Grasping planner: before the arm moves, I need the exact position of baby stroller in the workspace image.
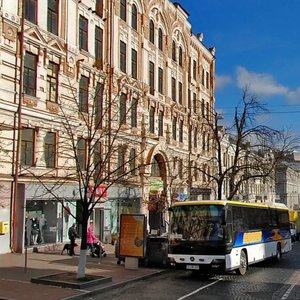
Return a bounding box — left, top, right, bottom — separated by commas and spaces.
90, 240, 107, 258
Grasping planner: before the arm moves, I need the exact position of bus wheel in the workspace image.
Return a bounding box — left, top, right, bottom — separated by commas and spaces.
236, 250, 247, 275
274, 244, 282, 261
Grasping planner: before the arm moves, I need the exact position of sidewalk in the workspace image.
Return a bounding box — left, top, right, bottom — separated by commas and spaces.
0, 243, 167, 300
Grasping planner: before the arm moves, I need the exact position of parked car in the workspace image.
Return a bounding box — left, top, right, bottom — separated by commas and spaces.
290, 222, 297, 242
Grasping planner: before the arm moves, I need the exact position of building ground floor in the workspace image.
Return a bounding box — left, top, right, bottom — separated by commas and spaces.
0, 180, 173, 254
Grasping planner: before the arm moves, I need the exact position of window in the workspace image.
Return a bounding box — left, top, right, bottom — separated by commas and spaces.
24, 0, 37, 23
158, 110, 163, 136
194, 128, 198, 148
188, 125, 192, 149
94, 82, 104, 129
179, 47, 183, 66
131, 97, 138, 128
193, 92, 197, 113
171, 77, 176, 101
129, 148, 136, 175
188, 89, 191, 109
95, 26, 103, 68
149, 106, 155, 134
158, 28, 163, 51
172, 117, 177, 140
77, 138, 86, 170
158, 67, 163, 94
201, 99, 205, 117
48, 0, 58, 35
47, 61, 59, 102
131, 4, 137, 30
120, 0, 126, 21
206, 71, 210, 89
117, 145, 125, 175
120, 41, 127, 73
79, 76, 89, 113
45, 132, 56, 168
94, 141, 102, 180
179, 120, 183, 143
202, 132, 206, 151
178, 159, 183, 179
23, 52, 37, 96
95, 0, 103, 18
149, 20, 155, 44
193, 60, 197, 79
206, 102, 210, 120
178, 82, 183, 105
201, 67, 205, 85
131, 49, 137, 79
172, 41, 176, 61
79, 15, 88, 51
21, 128, 34, 166
120, 92, 127, 124
149, 61, 155, 95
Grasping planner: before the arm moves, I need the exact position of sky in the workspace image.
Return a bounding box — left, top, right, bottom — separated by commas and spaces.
175, 0, 300, 133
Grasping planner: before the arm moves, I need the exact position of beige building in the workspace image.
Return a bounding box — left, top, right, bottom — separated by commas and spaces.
0, 0, 216, 253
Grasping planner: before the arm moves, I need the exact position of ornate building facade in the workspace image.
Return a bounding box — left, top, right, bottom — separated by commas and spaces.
0, 0, 216, 253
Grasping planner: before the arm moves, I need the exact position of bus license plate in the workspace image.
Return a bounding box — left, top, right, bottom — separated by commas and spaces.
186, 265, 199, 270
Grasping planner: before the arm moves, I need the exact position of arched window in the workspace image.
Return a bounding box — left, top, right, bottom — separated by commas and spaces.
151, 157, 161, 177
179, 47, 183, 66
131, 4, 137, 30
149, 20, 155, 44
158, 28, 163, 50
172, 40, 176, 61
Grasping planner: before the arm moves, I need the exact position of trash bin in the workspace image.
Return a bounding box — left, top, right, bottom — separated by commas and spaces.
144, 235, 168, 267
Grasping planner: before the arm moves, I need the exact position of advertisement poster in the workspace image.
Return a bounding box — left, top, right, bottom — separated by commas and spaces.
119, 214, 146, 258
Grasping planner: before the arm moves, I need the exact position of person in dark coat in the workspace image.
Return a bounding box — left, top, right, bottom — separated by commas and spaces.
68, 223, 79, 256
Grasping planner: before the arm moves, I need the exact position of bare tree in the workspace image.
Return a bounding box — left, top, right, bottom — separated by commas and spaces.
196, 87, 299, 200
19, 74, 148, 278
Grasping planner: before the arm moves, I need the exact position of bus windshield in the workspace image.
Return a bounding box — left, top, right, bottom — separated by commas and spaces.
169, 204, 224, 241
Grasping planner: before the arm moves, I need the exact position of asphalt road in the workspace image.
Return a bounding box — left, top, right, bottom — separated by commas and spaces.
90, 241, 300, 300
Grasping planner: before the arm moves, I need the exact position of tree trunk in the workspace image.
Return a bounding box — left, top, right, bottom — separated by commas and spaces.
77, 249, 88, 278
77, 203, 89, 278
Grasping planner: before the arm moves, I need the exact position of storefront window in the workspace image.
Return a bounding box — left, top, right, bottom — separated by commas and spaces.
24, 200, 77, 246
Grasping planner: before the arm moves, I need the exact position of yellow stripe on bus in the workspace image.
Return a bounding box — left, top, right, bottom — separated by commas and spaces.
243, 231, 262, 244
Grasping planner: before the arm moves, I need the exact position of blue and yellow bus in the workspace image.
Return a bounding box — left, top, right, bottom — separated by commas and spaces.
168, 200, 291, 275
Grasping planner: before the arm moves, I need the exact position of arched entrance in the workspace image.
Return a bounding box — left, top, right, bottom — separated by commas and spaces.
148, 153, 167, 235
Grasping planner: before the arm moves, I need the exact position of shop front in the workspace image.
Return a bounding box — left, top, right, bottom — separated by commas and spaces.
21, 183, 79, 251
107, 186, 142, 245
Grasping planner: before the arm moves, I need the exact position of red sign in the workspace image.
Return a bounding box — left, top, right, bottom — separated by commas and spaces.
88, 185, 107, 198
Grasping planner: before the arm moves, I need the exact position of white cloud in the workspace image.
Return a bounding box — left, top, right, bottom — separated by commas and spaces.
235, 66, 289, 97
215, 74, 232, 90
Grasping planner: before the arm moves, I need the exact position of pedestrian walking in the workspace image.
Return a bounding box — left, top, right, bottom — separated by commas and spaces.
68, 223, 79, 256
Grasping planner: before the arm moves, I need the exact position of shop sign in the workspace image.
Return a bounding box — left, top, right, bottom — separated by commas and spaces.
172, 193, 187, 202
190, 187, 211, 195
88, 185, 108, 198
149, 179, 164, 191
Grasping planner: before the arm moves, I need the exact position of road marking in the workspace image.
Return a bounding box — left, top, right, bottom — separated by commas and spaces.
177, 279, 222, 300
281, 272, 300, 300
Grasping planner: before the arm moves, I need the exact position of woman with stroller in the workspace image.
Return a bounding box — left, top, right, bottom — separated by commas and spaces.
87, 220, 97, 256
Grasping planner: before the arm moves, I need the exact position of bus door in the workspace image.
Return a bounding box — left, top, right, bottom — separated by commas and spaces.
225, 205, 233, 244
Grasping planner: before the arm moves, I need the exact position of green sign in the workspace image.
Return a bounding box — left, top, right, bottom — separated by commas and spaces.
149, 179, 164, 191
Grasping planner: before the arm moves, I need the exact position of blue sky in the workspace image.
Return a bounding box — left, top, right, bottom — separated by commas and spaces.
175, 0, 300, 132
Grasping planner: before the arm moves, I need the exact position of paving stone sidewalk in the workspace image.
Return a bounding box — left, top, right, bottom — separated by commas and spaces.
0, 243, 166, 300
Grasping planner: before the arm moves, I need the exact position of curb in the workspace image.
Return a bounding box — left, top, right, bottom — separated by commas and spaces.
62, 269, 170, 300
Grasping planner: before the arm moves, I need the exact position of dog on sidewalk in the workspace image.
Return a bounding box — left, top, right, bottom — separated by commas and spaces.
61, 243, 78, 255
